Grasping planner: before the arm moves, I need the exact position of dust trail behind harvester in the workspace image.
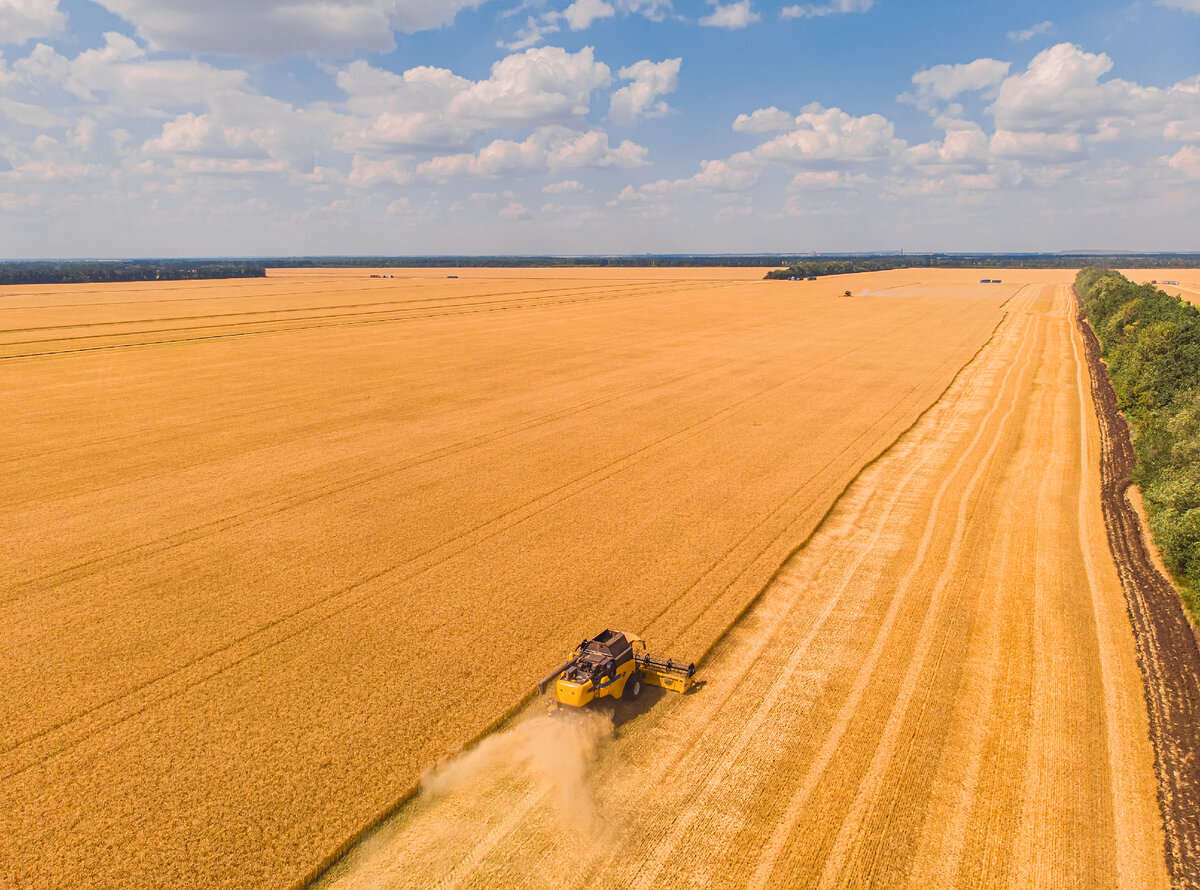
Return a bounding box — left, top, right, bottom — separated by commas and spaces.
322, 710, 616, 890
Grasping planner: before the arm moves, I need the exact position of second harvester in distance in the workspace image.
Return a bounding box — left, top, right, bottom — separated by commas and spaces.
537, 630, 697, 710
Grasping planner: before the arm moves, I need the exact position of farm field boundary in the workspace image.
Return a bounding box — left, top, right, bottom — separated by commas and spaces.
1076, 291, 1200, 887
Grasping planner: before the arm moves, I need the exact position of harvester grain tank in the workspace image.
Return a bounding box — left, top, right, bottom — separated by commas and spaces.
538, 630, 696, 710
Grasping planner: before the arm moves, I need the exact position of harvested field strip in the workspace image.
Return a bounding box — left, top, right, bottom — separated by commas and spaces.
2, 269, 1015, 889
317, 282, 1167, 890
1076, 294, 1200, 888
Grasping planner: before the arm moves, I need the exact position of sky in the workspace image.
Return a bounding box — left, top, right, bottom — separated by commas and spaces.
1, 0, 1199, 257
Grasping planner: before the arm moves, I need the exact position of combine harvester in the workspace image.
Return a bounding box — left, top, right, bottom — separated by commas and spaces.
537, 630, 696, 712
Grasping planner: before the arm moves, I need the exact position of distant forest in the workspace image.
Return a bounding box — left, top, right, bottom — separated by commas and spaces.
0, 260, 267, 286
3, 253, 1200, 286
763, 253, 1200, 280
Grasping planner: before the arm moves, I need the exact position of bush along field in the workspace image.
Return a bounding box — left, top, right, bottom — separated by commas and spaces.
1077, 267, 1200, 615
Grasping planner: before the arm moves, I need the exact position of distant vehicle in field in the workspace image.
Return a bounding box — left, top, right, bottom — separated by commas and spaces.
807, 276, 818, 281
843, 290, 853, 297
447, 274, 458, 278
980, 278, 992, 283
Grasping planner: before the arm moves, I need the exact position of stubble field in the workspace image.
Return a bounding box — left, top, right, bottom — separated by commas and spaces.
3, 267, 1025, 889
1119, 268, 1200, 305
317, 280, 1169, 890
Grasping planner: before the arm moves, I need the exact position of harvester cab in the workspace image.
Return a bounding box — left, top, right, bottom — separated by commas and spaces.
538, 629, 697, 712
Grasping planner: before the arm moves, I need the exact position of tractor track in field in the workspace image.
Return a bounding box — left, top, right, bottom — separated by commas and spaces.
313, 283, 1168, 890
1076, 291, 1200, 889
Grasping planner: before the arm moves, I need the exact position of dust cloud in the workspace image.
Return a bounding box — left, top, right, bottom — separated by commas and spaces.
422, 710, 614, 825
323, 709, 616, 890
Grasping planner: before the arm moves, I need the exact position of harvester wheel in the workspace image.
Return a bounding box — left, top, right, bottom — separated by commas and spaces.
624, 675, 642, 701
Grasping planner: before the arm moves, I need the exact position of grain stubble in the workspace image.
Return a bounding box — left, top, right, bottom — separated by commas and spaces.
318, 283, 1167, 889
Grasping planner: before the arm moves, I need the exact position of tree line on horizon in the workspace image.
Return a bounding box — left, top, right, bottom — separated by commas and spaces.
0, 260, 266, 286
764, 254, 1200, 280
1077, 267, 1200, 616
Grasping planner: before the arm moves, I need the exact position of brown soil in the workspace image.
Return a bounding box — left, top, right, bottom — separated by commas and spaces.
1076, 291, 1200, 888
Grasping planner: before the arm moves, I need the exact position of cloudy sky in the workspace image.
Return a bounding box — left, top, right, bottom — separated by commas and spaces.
2, 0, 1199, 257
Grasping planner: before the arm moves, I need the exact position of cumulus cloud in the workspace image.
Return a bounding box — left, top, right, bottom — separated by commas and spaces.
781, 0, 873, 19
751, 103, 903, 166
563, 0, 615, 30
700, 1, 759, 29
985, 42, 1200, 141
1165, 144, 1200, 177
415, 125, 647, 180
732, 106, 796, 133
339, 46, 612, 151
905, 58, 1011, 110
1008, 20, 1052, 42
609, 57, 679, 124
90, 0, 483, 57
0, 0, 65, 44
14, 32, 249, 114
503, 0, 670, 49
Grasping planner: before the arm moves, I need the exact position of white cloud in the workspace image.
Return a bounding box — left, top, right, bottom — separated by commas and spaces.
617, 0, 672, 19
12, 33, 249, 114
0, 95, 62, 126
502, 14, 562, 50
781, 0, 872, 19
700, 1, 759, 29
989, 128, 1082, 159
0, 0, 65, 44
563, 0, 615, 30
1158, 0, 1200, 13
543, 178, 583, 192
609, 57, 679, 124
415, 125, 647, 180
906, 120, 990, 167
732, 106, 795, 133
1008, 20, 1052, 42
90, 0, 484, 56
503, 0, 669, 49
1165, 144, 1200, 176
906, 58, 1011, 110
347, 155, 411, 186
751, 103, 903, 166
339, 46, 612, 151
985, 42, 1200, 144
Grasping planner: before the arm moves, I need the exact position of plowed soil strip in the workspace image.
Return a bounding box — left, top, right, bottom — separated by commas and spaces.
316, 283, 1167, 890
1076, 292, 1200, 888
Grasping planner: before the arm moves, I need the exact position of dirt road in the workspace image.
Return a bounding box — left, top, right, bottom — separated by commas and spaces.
317, 283, 1169, 890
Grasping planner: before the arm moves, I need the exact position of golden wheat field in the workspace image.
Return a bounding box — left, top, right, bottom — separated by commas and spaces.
1120, 268, 1200, 305
315, 277, 1168, 890
3, 266, 1030, 889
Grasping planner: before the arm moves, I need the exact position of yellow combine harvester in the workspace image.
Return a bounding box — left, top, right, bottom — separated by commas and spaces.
537, 629, 696, 709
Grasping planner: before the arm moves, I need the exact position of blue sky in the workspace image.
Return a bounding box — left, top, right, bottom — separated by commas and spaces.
1, 0, 1199, 257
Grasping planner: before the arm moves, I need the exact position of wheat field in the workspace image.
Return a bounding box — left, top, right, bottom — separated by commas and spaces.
2, 267, 1024, 889
316, 279, 1168, 890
